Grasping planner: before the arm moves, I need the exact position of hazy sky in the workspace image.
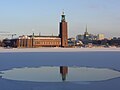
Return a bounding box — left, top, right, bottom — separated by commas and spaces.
0, 0, 120, 38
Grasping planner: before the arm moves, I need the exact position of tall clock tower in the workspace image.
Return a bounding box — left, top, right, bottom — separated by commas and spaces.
59, 12, 68, 47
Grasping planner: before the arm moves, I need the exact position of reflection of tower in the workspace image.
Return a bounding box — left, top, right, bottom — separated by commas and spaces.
59, 12, 68, 47
60, 66, 68, 81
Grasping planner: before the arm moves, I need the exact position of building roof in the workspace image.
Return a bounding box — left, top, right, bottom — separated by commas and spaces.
16, 35, 61, 40
28, 35, 61, 39
29, 35, 59, 38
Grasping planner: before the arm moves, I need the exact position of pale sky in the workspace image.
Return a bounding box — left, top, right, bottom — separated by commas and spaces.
0, 0, 120, 38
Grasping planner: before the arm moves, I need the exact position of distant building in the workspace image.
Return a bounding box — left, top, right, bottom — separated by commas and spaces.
76, 34, 84, 40
68, 37, 76, 47
109, 37, 120, 47
4, 12, 68, 48
76, 26, 97, 45
97, 34, 104, 40
77, 26, 97, 41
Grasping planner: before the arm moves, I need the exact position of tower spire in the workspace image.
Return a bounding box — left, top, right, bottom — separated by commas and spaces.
61, 11, 65, 22
62, 9, 65, 15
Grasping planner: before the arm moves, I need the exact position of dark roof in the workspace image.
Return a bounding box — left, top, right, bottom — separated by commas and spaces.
28, 35, 60, 38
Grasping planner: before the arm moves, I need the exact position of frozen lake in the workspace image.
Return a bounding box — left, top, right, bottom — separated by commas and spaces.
1, 66, 120, 82
0, 48, 120, 90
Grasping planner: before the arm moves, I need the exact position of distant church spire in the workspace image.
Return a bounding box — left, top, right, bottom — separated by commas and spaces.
85, 25, 88, 35
85, 25, 88, 33
84, 25, 89, 39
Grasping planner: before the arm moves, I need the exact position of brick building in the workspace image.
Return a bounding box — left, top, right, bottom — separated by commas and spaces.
8, 12, 68, 48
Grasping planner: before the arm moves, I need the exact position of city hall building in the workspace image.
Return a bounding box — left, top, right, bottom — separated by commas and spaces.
11, 12, 68, 48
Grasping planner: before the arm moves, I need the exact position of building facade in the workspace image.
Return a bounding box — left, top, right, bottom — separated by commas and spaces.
15, 35, 61, 48
97, 34, 104, 40
8, 12, 68, 48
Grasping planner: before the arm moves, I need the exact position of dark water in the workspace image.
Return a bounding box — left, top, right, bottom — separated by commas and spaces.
0, 66, 120, 82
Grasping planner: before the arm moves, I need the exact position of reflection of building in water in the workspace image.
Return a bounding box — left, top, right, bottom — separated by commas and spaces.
60, 66, 68, 81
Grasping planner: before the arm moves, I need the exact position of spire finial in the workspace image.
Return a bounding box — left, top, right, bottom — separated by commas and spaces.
62, 9, 65, 15
62, 11, 64, 15
61, 10, 65, 21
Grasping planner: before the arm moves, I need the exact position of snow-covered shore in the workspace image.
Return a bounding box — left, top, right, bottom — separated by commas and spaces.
0, 47, 120, 52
